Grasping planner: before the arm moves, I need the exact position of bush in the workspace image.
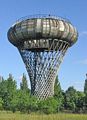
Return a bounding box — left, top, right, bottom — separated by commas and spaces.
0, 98, 3, 110
38, 97, 58, 114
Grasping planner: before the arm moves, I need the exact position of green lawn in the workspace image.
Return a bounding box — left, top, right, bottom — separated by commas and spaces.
0, 111, 87, 120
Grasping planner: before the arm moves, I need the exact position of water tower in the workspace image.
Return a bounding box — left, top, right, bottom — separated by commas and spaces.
7, 15, 78, 99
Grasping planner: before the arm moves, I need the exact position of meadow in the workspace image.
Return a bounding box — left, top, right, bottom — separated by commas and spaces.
0, 111, 87, 120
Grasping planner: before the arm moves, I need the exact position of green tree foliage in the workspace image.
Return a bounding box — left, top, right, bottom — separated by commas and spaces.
15, 90, 30, 113
0, 74, 17, 110
0, 78, 8, 109
0, 97, 3, 110
84, 74, 87, 94
5, 74, 17, 110
10, 72, 36, 113
38, 97, 58, 114
26, 96, 38, 113
54, 76, 64, 111
84, 75, 87, 111
20, 73, 29, 93
11, 89, 37, 113
0, 73, 86, 114
65, 86, 78, 112
64, 87, 85, 113
10, 91, 19, 113
54, 76, 62, 97
75, 91, 85, 113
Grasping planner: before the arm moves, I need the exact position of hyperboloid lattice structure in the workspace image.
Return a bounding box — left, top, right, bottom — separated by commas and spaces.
7, 15, 78, 99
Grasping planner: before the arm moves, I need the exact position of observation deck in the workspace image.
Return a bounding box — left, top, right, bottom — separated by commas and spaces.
8, 15, 78, 51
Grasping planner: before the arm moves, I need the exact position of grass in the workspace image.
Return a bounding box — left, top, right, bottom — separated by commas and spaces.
0, 111, 87, 120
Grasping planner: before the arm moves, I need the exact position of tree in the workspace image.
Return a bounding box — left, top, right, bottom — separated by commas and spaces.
10, 89, 37, 113
15, 90, 30, 113
75, 91, 85, 113
54, 76, 64, 111
84, 74, 87, 112
84, 74, 87, 94
0, 77, 9, 110
0, 97, 3, 110
20, 73, 29, 92
38, 97, 58, 114
0, 74, 17, 110
65, 86, 78, 112
7, 74, 17, 95
26, 96, 38, 113
54, 76, 62, 97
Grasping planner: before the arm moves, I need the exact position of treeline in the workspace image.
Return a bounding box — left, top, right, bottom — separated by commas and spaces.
0, 73, 87, 114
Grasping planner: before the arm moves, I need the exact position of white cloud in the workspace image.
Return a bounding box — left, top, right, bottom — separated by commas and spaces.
76, 59, 87, 65
79, 31, 87, 37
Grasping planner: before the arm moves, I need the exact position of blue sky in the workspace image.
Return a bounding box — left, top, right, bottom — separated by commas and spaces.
0, 0, 87, 91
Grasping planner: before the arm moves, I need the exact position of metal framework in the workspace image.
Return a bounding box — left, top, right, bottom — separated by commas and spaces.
19, 39, 69, 99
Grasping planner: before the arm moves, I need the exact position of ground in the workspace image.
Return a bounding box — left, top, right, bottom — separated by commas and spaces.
0, 111, 87, 120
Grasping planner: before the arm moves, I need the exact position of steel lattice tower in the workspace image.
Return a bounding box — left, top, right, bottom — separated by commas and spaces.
7, 15, 78, 99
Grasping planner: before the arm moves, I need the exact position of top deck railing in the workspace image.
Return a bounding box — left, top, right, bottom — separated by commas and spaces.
15, 14, 71, 24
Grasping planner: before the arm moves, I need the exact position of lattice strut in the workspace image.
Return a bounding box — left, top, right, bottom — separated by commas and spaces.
19, 40, 69, 99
